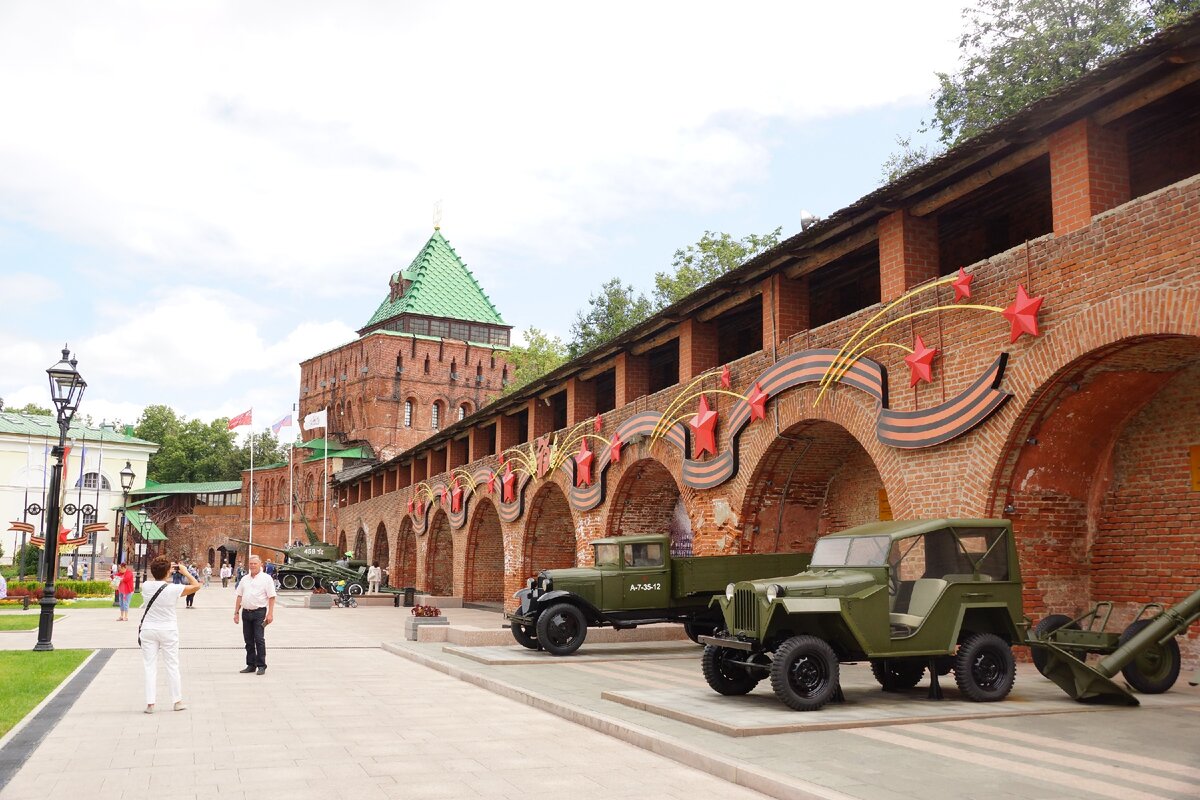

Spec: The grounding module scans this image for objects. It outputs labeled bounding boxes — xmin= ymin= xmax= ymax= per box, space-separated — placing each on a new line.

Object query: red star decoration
xmin=450 ymin=481 xmax=463 ymax=513
xmin=904 ymin=335 xmax=938 ymax=386
xmin=747 ymin=382 xmax=768 ymax=422
xmin=486 ymin=471 xmax=496 ymax=495
xmin=574 ymin=438 xmax=594 ymax=488
xmin=501 ymin=463 xmax=516 ymax=503
xmin=609 ymin=435 xmax=623 ymax=464
xmin=1002 ymin=285 xmax=1044 ymax=342
xmin=952 ymin=268 xmax=973 ymax=302
xmin=593 ymin=414 xmax=603 ymax=433
xmin=689 ymin=395 xmax=719 ymax=459
xmin=720 ymin=364 xmax=731 ymax=389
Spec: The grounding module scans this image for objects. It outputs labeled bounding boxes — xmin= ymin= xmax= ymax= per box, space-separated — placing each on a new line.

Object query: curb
xmin=382 ymin=641 xmax=857 ymax=800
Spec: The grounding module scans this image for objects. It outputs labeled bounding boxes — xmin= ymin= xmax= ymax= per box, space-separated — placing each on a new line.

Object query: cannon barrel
xmin=1094 ymin=587 xmax=1200 ymax=679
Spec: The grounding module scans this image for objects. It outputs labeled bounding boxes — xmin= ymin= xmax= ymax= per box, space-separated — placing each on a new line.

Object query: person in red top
xmin=116 ymin=562 xmax=135 ymax=621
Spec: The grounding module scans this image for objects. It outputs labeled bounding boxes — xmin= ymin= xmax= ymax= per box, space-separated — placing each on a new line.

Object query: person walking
xmin=116 ymin=562 xmax=135 ymax=621
xmin=367 ymin=561 xmax=382 ymax=594
xmin=185 ymin=564 xmax=200 ymax=608
xmin=233 ymin=555 xmax=276 ymax=675
xmin=81 ymin=563 xmax=89 ymax=581
xmin=139 ymin=556 xmax=200 ymax=714
xmin=202 ymin=563 xmax=212 ymax=587
xmin=219 ymin=563 xmax=232 ymax=588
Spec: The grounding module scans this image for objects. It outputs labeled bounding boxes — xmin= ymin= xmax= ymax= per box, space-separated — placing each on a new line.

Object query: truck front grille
xmin=734 ymin=588 xmax=758 ymax=633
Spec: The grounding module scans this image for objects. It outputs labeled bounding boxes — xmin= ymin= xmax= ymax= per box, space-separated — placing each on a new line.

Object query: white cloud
xmin=0 ymin=1 xmax=962 ymax=285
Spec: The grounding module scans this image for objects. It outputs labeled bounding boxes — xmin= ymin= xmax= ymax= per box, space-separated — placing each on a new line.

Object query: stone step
xmin=416 ymin=620 xmax=690 ymax=646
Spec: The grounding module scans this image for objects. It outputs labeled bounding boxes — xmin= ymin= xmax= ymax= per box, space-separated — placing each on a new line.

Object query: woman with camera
xmin=139 ymin=556 xmax=200 ymax=714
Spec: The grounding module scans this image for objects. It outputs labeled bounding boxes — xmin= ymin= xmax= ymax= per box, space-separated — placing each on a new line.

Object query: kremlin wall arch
xmin=235 ymin=21 xmax=1200 ymax=660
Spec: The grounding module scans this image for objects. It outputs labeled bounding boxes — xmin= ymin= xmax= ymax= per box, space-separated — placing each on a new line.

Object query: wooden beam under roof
xmin=630 ymin=327 xmax=681 ymax=355
xmin=783 ymin=226 xmax=879 ymax=279
xmin=696 ymin=285 xmax=763 ymax=322
xmin=1095 ymin=60 xmax=1200 ymax=125
xmin=911 ymin=140 xmax=1050 ymax=217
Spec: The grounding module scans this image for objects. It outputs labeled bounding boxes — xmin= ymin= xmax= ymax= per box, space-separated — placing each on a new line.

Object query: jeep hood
xmin=743 ymin=569 xmax=876 ymax=597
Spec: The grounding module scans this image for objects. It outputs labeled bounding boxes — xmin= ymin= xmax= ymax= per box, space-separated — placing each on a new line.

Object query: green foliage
xmin=134 ymin=405 xmax=287 ymax=482
xmin=882 ymin=135 xmax=939 ymax=183
xmin=931 ymin=0 xmax=1198 ymax=145
xmin=569 ymin=278 xmax=653 ymax=357
xmin=10 ymin=402 xmax=53 ymax=416
xmin=0 ymin=650 xmax=90 ymax=736
xmin=653 ymin=228 xmax=783 ymax=309
xmin=503 ymin=327 xmax=570 ymax=394
xmin=15 ymin=545 xmax=40 ymax=576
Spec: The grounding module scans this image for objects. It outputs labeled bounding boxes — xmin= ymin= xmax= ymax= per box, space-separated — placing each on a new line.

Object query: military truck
xmin=700 ymin=519 xmax=1024 ymax=711
xmin=507 ymin=534 xmax=811 ymax=655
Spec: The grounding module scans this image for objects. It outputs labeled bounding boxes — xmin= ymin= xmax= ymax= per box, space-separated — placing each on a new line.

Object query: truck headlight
xmin=725 ymin=583 xmax=736 ymax=601
xmin=540 ymin=577 xmax=551 ymax=591
xmin=766 ymin=584 xmax=784 ymax=603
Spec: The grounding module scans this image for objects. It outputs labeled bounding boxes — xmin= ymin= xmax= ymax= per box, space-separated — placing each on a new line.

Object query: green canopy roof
xmin=125 ymin=512 xmax=167 ymax=541
xmin=0 ymin=412 xmax=158 ymax=446
xmin=303 ymin=446 xmax=369 ymax=463
xmin=130 ymin=481 xmax=242 ymax=496
xmin=361 ymin=230 xmax=506 ymax=331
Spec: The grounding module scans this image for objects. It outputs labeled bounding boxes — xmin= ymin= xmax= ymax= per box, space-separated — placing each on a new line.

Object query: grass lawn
xmin=0 ymin=614 xmax=62 ymax=630
xmin=0 ymin=649 xmax=90 ymax=737
xmin=61 ymin=595 xmax=144 ymax=609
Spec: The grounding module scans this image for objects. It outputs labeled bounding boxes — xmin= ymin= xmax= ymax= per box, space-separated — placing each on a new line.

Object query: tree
xmin=930 ymin=0 xmax=1198 ymax=145
xmin=504 ymin=327 xmax=569 ymax=393
xmin=653 ymin=228 xmax=783 ymax=308
xmin=569 ymin=278 xmax=654 ymax=357
xmin=12 ymin=402 xmax=52 ymax=416
xmin=882 ymin=135 xmax=936 ymax=183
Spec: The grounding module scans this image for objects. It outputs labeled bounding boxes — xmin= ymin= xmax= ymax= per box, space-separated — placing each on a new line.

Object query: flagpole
xmin=20 ymin=433 xmax=31 ymax=581
xmin=287 ymin=404 xmax=296 ymax=546
xmin=92 ymin=422 xmax=105 ymax=579
xmin=322 ymin=406 xmax=328 ymax=545
xmin=38 ymin=438 xmax=49 ymax=579
xmin=73 ymin=429 xmax=86 ymax=577
xmin=249 ymin=416 xmax=254 ymax=561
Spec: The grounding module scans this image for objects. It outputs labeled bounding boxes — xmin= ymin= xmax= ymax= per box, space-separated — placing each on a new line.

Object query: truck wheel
xmin=281 ymin=574 xmax=298 ymax=590
xmin=870 ymin=659 xmax=926 ymax=691
xmin=1117 ymin=619 xmax=1181 ymax=694
xmin=536 ymin=603 xmax=588 ymax=656
xmin=684 ymin=622 xmax=715 ymax=645
xmin=1031 ymin=614 xmax=1079 ymax=677
xmin=701 ymin=645 xmax=759 ymax=695
xmin=954 ymin=633 xmax=1015 ymax=702
xmin=770 ymin=636 xmax=839 ymax=711
xmin=510 ymin=621 xmax=540 ymax=650
xmin=299 ymin=575 xmax=316 ymax=591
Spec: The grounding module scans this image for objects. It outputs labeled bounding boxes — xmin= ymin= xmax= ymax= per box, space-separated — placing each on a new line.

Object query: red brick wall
xmin=425 ymin=512 xmax=453 ymax=595
xmin=463 ymin=498 xmax=504 ymax=602
xmin=521 ymin=483 xmax=576 ymax=581
xmin=606 ymin=459 xmax=682 ymax=538
xmin=1049 ymin=118 xmax=1130 ymax=236
xmin=395 ymin=519 xmax=416 ymax=588
xmin=879 ymin=210 xmax=940 ymax=301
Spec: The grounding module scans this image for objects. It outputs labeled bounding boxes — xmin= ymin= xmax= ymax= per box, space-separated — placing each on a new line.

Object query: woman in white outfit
xmin=367 ymin=561 xmax=382 ymax=594
xmin=139 ymin=555 xmax=200 ymax=713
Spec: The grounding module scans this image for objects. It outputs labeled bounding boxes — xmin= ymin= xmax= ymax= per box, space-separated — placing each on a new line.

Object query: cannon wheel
xmin=535 ymin=603 xmax=588 ymax=656
xmin=770 ymin=635 xmax=840 ymax=711
xmin=299 ymin=575 xmax=316 ymax=591
xmin=510 ymin=621 xmax=540 ymax=650
xmin=1031 ymin=614 xmax=1080 ymax=677
xmin=1118 ymin=619 xmax=1181 ymax=694
xmin=281 ymin=573 xmax=299 ymax=590
xmin=954 ymin=633 xmax=1015 ymax=702
xmin=348 ymin=582 xmax=364 ymax=596
xmin=701 ymin=643 xmax=760 ymax=695
xmin=870 ymin=658 xmax=926 ymax=691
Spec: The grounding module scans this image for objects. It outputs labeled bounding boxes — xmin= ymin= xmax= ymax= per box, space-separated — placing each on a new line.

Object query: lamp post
xmin=113 ymin=461 xmax=135 ymax=606
xmin=35 ymin=347 xmax=87 ymax=652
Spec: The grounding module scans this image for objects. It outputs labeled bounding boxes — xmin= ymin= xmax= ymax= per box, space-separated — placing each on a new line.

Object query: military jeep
xmin=701 ymin=519 xmax=1025 ymax=711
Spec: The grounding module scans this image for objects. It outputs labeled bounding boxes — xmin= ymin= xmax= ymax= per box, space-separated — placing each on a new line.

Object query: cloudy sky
xmin=0 ymin=1 xmax=963 ymax=436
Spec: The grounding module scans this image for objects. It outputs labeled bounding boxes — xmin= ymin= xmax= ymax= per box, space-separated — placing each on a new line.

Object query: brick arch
xmin=463 ymin=497 xmax=504 ymax=602
xmin=372 ymin=522 xmax=389 ymax=569
xmin=336 ymin=530 xmax=347 ymax=555
xmin=425 ymin=511 xmax=453 ymax=595
xmin=737 ymin=417 xmax=888 ymax=554
xmin=606 ymin=458 xmax=691 ymax=555
xmin=394 ymin=517 xmax=416 ymax=589
xmin=732 ymin=381 xmax=909 ymax=534
xmin=352 ymin=528 xmax=368 ymax=560
xmin=520 ymin=480 xmax=576 ymax=582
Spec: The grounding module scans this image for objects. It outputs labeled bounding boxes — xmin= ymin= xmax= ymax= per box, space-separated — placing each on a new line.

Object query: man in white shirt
xmin=233 ymin=555 xmax=277 ymax=675
xmin=219 ymin=563 xmax=232 ymax=588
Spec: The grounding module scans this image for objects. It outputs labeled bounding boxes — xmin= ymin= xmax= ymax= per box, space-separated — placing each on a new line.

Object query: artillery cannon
xmin=1028 ymin=586 xmax=1200 ymax=704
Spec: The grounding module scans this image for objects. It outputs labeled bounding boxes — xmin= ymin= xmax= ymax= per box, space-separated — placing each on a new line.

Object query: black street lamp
xmin=113 ymin=461 xmax=135 ymax=606
xmin=35 ymin=347 xmax=87 ymax=652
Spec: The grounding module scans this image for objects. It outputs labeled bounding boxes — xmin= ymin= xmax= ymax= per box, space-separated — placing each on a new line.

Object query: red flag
xmin=228 ymin=409 xmax=253 ymax=430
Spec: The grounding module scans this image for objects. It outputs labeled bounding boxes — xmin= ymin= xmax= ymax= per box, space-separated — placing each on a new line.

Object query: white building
xmin=0 ymin=412 xmax=158 ymax=575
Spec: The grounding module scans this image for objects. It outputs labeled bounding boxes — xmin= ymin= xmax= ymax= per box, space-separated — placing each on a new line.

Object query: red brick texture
xmin=879 ymin=210 xmax=940 ymax=302
xmin=1049 ymin=118 xmax=1131 ymax=236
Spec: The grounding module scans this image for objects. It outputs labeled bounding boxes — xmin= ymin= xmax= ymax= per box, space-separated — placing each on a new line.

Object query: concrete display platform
xmin=445 ymin=641 xmax=702 ymax=665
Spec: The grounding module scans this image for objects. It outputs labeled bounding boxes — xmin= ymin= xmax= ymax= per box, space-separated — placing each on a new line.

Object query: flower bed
xmin=411 ymin=604 xmax=442 ymax=617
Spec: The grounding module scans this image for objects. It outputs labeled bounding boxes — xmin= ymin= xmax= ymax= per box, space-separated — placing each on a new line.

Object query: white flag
xmin=302 ymin=408 xmax=328 ymax=431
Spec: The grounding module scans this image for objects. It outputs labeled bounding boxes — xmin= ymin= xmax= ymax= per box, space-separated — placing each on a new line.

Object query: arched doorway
xmin=353 ymin=529 xmax=368 ymax=560
xmin=990 ymin=336 xmax=1200 ymax=663
xmin=607 ymin=459 xmax=691 ymax=556
xmin=464 ymin=498 xmax=504 ymax=602
xmin=425 ymin=512 xmax=454 ymax=596
xmin=395 ymin=517 xmax=416 ymax=589
xmin=739 ymin=420 xmax=886 ymax=554
xmin=207 ymin=547 xmax=215 ymax=567
xmin=372 ymin=522 xmax=390 ymax=581
xmin=522 ymin=482 xmax=576 ymax=579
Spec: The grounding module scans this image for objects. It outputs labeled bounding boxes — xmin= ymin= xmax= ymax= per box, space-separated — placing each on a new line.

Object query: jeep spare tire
xmin=535 ymin=603 xmax=588 ymax=656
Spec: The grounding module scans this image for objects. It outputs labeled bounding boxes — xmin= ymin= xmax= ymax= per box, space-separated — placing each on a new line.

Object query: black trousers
xmin=241 ymin=607 xmax=267 ymax=668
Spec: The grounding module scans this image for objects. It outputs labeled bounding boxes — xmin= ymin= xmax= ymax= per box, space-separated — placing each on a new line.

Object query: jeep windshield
xmin=810 ymin=535 xmax=891 ymax=567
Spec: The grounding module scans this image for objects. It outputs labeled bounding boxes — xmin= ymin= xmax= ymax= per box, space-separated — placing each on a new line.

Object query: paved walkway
xmin=2 ymin=590 xmax=1198 ymax=800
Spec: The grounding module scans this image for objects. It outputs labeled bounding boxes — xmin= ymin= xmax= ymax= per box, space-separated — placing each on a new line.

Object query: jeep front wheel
xmin=954 ymin=633 xmax=1016 ymax=702
xmin=510 ymin=620 xmax=540 ymax=650
xmin=870 ymin=659 xmax=926 ymax=691
xmin=535 ymin=603 xmax=588 ymax=656
xmin=770 ymin=636 xmax=839 ymax=711
xmin=701 ymin=644 xmax=759 ymax=695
